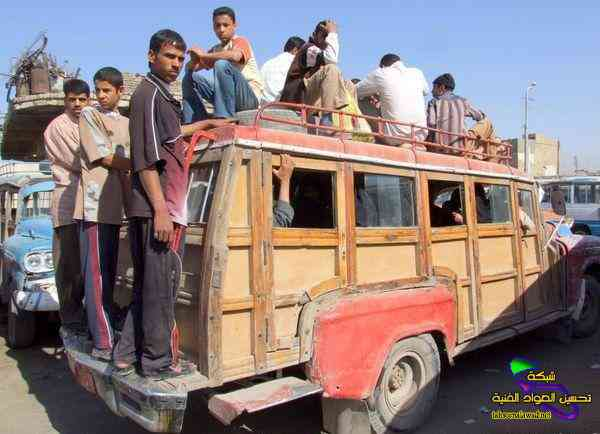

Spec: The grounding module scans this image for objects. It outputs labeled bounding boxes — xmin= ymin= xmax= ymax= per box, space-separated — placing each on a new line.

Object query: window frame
xmin=471 ymin=177 xmax=513 ymax=226
xmin=353 ymin=170 xmax=418 ymax=229
xmin=427 ymin=179 xmax=468 ymax=229
xmin=270 ymin=155 xmax=340 ymax=237
xmin=187 ymin=161 xmax=221 ymax=226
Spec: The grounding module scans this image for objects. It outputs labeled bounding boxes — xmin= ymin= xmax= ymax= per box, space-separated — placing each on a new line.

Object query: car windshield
xmin=21 ymin=191 xmax=52 ymax=219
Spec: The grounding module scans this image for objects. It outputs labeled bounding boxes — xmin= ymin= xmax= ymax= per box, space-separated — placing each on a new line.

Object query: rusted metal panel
xmin=207 ymin=377 xmax=322 ymax=425
xmin=308 ymin=282 xmax=455 ymax=400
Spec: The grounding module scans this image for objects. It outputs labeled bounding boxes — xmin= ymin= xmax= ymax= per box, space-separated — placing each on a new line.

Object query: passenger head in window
xmin=475 ymin=184 xmax=492 ymax=223
xmin=355 ymin=175 xmax=377 ymax=227
xmin=429 ymin=189 xmax=463 ymax=227
xmin=442 ymin=188 xmax=464 ymax=224
xmin=291 ymin=173 xmax=334 ymax=228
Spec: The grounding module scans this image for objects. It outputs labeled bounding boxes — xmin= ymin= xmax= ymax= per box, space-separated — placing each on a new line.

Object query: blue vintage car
xmin=1 ymin=174 xmax=57 ymax=348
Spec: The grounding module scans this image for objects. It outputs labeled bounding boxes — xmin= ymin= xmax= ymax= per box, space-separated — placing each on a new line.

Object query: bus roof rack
xmin=251 ymin=102 xmax=513 ymax=166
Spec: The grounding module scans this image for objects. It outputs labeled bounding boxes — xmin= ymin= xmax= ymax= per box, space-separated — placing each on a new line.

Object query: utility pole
xmin=523 ymin=82 xmax=536 ymax=174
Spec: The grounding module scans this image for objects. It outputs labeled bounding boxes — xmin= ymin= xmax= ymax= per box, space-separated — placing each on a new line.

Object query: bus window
xmin=559 ymin=185 xmax=572 ymax=204
xmin=354 ymin=173 xmax=416 ymax=227
xmin=574 ymin=184 xmax=593 ymax=204
xmin=428 ymin=180 xmax=466 ymax=227
xmin=475 ymin=183 xmax=512 ymax=224
xmin=287 ymin=170 xmax=336 ymax=229
xmin=188 ymin=163 xmax=220 ymax=224
xmin=518 ymin=190 xmax=535 ymax=222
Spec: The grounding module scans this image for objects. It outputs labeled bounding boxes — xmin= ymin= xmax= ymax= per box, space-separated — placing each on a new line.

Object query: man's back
xmin=427 ymin=92 xmax=484 ymax=146
xmin=377 ymin=63 xmax=428 ymax=124
xmin=357 ymin=61 xmax=429 ymax=138
xmin=261 ymin=52 xmax=294 ymax=102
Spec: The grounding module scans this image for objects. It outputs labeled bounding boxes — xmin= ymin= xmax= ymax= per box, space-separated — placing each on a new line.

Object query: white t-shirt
xmin=356 ymin=61 xmax=429 ymax=139
xmin=260 ymin=52 xmax=294 ymax=103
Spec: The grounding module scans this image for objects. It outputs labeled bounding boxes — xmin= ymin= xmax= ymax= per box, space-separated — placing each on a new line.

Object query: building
xmin=507 ymin=133 xmax=560 ymax=177
xmin=0 ymin=73 xmax=183 ymax=161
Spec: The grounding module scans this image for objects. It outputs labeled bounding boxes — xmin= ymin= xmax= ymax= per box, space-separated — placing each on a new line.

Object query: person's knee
xmin=214 ymin=59 xmax=232 ymax=73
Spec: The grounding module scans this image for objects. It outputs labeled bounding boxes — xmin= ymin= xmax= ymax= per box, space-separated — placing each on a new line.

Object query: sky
xmin=1 ymin=1 xmax=598 ymax=172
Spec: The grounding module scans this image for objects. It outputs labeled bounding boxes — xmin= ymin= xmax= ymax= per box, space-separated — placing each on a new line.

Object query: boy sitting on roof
xmin=280 ymin=20 xmax=349 ymax=132
xmin=183 ymin=6 xmax=264 ymax=122
xmin=426 ymin=73 xmax=498 ymax=158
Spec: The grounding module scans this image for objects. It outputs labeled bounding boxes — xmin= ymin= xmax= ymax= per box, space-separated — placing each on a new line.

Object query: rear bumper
xmin=15 ymin=278 xmax=59 ymax=311
xmin=61 ymin=329 xmax=188 ymax=433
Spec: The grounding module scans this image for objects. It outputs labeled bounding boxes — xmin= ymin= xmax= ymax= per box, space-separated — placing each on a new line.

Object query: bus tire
xmin=7 ymin=297 xmax=36 ymax=349
xmin=573 ymin=275 xmax=600 ymax=338
xmin=368 ymin=334 xmax=440 ymax=433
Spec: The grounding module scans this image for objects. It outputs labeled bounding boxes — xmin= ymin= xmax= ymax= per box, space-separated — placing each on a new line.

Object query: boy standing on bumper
xmin=44 ymin=79 xmax=90 ymax=336
xmin=113 ymin=29 xmax=233 ymax=379
xmin=77 ymin=67 xmax=131 ymax=361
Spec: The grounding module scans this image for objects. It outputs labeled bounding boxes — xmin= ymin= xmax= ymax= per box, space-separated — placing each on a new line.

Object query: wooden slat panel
xmin=431 ymin=227 xmax=468 ymax=242
xmin=198 ymin=146 xmax=241 ymax=382
xmin=222 ymin=247 xmax=251 ymax=298
xmin=480 ymin=278 xmax=521 ymax=326
xmin=335 ymin=161 xmax=348 ymax=287
xmin=273 ymin=246 xmax=337 ymax=295
xmin=351 ymin=163 xmax=415 ymax=177
xmin=249 ymin=153 xmax=269 ymax=372
xmin=478 ymin=237 xmax=515 ymax=275
xmin=431 ymin=240 xmax=469 ymax=278
xmin=345 ymin=163 xmax=357 ymax=284
xmin=262 ymin=152 xmax=276 ymax=350
xmin=418 ymin=172 xmax=433 ymax=276
xmin=356 ymin=244 xmax=418 ymax=284
xmin=356 ymin=228 xmax=419 ymax=245
xmin=271 ymin=154 xmax=337 ymax=171
xmin=229 ymin=163 xmax=250 ymax=227
xmin=222 ymin=294 xmax=302 ymax=313
xmin=226 ymin=228 xmax=251 ymax=247
xmin=480 ymin=270 xmax=518 ymax=284
xmin=465 ymin=176 xmax=482 ymax=336
xmin=477 ymin=225 xmax=515 ymax=238
xmin=272 ymin=228 xmax=338 ymax=246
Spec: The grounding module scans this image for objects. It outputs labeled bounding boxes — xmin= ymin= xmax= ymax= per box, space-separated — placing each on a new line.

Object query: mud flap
xmin=322 ymin=398 xmax=371 ymax=434
xmin=207 ymin=377 xmax=322 ymax=425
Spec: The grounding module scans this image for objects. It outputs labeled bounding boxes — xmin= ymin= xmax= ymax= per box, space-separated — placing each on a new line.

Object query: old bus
xmin=63 ymin=104 xmax=600 ymax=433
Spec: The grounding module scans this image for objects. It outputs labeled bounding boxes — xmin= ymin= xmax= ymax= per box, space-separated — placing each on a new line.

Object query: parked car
xmin=1 ymin=176 xmax=57 ymax=348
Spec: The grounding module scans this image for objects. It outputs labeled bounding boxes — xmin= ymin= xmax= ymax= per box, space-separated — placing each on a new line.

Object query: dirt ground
xmin=1 ymin=312 xmax=600 ymax=434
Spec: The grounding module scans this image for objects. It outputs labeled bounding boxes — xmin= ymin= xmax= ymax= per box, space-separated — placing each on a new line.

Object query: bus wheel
xmin=7 ymin=297 xmax=36 ymax=349
xmin=573 ymin=275 xmax=600 ymax=338
xmin=369 ymin=335 xmax=440 ymax=433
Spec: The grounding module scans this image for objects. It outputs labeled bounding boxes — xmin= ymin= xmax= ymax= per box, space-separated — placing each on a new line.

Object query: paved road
xmin=1 ymin=312 xmax=599 ymax=434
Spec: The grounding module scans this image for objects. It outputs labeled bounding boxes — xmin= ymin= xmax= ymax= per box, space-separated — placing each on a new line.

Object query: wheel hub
xmin=384 ymin=352 xmax=425 ymax=412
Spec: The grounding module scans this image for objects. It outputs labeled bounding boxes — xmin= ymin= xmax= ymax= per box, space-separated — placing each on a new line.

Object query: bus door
xmin=517 ymin=183 xmax=564 ymax=319
xmin=468 ymin=178 xmax=525 ymax=333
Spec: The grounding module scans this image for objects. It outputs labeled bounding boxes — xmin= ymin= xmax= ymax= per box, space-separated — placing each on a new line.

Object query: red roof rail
xmin=254 ymin=102 xmax=512 ymax=165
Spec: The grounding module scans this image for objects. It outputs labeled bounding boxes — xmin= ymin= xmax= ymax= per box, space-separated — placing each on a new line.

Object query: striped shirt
xmin=426 ymin=92 xmax=484 ymax=148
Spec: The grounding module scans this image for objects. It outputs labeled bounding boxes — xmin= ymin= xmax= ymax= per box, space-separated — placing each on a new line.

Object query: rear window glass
xmin=21 ymin=191 xmax=51 ymax=218
xmin=475 ymin=183 xmax=512 ymax=224
xmin=188 ymin=163 xmax=220 ymax=224
xmin=518 ymin=190 xmax=535 ymax=222
xmin=355 ymin=174 xmax=416 ymax=227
